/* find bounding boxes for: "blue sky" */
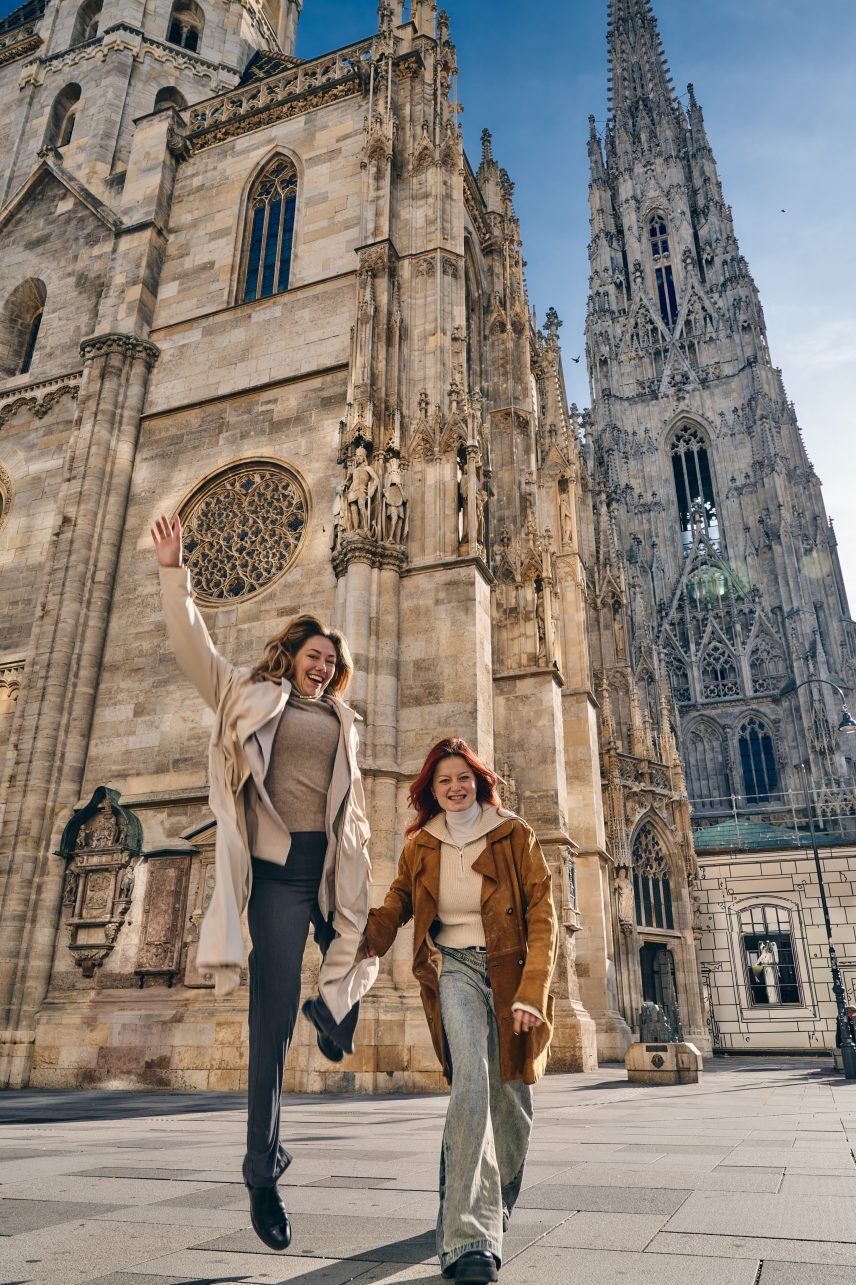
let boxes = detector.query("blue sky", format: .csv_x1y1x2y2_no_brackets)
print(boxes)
4,0,855,604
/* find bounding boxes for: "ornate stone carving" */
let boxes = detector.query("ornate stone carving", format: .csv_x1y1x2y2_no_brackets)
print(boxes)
381,456,409,544
0,373,81,425
180,461,308,604
345,445,380,536
57,787,143,978
136,856,191,983
615,867,635,933
80,334,160,366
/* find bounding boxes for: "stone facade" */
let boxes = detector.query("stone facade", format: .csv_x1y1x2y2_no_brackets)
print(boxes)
580,0,856,1054
0,0,714,1092
695,836,856,1055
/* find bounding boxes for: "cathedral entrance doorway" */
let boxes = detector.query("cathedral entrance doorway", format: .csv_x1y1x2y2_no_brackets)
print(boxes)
640,942,682,1035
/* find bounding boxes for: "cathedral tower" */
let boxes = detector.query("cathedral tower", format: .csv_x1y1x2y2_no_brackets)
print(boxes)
585,0,856,819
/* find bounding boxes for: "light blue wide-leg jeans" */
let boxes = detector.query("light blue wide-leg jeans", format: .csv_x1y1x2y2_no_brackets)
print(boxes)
436,946,534,1275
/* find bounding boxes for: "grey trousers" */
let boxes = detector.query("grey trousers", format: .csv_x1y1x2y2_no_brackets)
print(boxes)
242,833,358,1188
437,945,534,1272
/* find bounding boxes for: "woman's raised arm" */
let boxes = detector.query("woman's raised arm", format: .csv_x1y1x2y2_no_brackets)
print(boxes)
152,511,234,711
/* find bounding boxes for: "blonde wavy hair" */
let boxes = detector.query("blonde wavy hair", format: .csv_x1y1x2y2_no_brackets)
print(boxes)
250,613,353,697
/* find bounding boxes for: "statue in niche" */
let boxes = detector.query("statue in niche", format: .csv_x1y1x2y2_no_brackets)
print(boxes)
559,490,574,549
475,481,487,549
331,482,348,550
382,457,409,544
118,863,136,904
535,582,547,661
63,865,79,907
615,867,635,932
345,446,379,536
77,798,124,850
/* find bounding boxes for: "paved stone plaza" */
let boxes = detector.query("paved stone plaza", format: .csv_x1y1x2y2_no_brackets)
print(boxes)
2,1059,856,1284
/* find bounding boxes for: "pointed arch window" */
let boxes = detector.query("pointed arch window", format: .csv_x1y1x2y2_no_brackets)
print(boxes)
649,215,678,328
684,720,730,810
46,84,82,150
166,0,204,52
664,643,691,705
700,640,740,700
671,423,720,552
240,157,298,304
749,635,788,696
71,0,102,46
1,278,47,378
739,717,779,803
633,823,674,931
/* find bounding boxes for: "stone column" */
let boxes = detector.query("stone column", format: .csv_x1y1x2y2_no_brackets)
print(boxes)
0,334,158,1088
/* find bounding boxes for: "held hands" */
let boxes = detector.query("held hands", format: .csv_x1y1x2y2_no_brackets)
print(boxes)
151,513,183,568
512,1008,543,1036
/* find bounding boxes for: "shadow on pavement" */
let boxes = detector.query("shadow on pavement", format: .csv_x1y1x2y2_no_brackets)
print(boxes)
0,1090,248,1125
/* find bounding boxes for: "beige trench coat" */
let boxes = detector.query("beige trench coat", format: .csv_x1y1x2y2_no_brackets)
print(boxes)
160,567,379,1018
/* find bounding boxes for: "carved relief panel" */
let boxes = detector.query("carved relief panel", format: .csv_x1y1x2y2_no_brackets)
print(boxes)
57,787,143,978
135,856,191,985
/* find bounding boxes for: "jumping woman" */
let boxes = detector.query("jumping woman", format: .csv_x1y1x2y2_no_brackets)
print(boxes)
152,513,378,1252
363,738,558,1283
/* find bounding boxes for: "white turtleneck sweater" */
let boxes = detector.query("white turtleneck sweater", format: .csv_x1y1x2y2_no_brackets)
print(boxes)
432,802,542,1021
436,800,487,949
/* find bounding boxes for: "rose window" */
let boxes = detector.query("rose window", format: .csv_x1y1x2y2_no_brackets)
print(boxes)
180,462,307,604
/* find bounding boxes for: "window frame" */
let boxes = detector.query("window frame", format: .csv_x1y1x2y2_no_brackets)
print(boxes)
238,155,299,305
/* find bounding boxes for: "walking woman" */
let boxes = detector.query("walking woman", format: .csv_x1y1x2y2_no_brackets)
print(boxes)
363,739,558,1283
152,514,378,1252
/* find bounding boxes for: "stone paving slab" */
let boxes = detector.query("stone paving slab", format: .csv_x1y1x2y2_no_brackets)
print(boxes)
539,1210,669,1250
498,1245,759,1284
647,1231,856,1267
664,1190,856,1242
517,1181,692,1214
758,1265,856,1285
0,1197,124,1234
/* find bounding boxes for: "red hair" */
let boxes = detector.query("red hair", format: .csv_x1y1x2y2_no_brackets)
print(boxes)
406,738,503,836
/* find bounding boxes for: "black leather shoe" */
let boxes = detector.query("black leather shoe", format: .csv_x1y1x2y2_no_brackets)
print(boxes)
302,998,345,1062
450,1251,499,1282
247,1183,292,1251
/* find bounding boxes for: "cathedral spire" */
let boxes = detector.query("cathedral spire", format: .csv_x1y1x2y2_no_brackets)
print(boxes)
607,0,676,126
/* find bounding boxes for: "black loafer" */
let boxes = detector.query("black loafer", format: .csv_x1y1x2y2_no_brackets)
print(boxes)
450,1251,499,1282
302,998,346,1062
247,1183,291,1251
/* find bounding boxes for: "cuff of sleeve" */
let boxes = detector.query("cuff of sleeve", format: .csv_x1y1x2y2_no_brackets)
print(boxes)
511,1002,543,1021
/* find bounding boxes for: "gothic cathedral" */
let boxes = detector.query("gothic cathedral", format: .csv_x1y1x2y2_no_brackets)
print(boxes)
0,0,847,1090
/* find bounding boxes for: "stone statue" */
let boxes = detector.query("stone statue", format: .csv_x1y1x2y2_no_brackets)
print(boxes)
382,457,408,544
118,863,135,904
346,446,379,536
615,868,635,932
639,1001,680,1043
331,482,348,550
62,865,79,908
535,587,546,660
559,492,574,548
78,799,122,850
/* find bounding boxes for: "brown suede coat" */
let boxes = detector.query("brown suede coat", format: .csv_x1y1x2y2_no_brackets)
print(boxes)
364,813,558,1084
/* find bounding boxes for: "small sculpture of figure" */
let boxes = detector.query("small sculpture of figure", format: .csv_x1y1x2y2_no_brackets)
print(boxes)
346,446,379,536
118,863,135,904
63,865,79,907
535,588,546,661
331,482,348,550
475,482,487,549
382,457,409,544
615,867,635,932
79,799,121,850
559,492,574,548
459,468,471,547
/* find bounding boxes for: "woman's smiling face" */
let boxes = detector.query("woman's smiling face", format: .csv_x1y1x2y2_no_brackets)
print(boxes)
291,635,338,699
432,755,478,813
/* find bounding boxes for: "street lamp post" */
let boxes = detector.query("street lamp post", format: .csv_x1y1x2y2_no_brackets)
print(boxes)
781,676,856,1080
798,764,856,1080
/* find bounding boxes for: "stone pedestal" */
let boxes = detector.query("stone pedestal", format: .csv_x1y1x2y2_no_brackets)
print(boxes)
625,1041,703,1085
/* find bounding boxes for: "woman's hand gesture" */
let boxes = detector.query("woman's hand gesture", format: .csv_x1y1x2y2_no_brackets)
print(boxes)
512,1008,543,1036
151,514,183,569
